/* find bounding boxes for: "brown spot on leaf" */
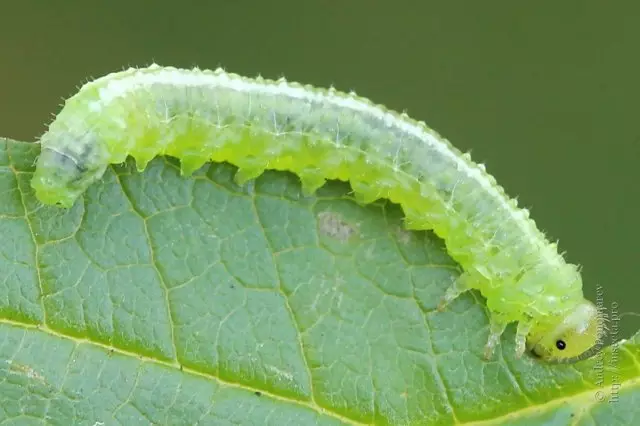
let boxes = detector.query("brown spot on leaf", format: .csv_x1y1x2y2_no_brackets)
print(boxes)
7,361,46,384
394,226,412,244
317,211,359,242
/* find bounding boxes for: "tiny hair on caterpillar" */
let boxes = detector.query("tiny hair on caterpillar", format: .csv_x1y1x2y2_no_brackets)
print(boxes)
31,64,605,363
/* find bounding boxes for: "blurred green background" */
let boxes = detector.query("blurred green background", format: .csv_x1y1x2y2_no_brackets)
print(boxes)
1,1,638,342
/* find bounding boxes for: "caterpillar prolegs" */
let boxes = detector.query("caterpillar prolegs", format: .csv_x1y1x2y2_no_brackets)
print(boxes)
31,64,603,363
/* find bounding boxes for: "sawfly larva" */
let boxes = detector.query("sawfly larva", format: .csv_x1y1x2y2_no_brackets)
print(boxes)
31,64,603,363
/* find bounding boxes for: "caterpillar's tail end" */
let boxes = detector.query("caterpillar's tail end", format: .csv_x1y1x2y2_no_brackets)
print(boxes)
31,149,84,208
31,172,78,208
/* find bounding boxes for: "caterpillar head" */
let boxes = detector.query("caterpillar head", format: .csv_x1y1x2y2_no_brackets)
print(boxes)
527,300,603,362
31,147,102,208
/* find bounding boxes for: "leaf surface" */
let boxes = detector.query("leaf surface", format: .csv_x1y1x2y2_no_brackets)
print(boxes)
0,138,638,425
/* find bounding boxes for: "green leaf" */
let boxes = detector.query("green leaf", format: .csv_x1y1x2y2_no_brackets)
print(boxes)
0,137,638,425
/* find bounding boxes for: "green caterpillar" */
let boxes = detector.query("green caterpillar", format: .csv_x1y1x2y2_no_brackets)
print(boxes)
31,64,604,363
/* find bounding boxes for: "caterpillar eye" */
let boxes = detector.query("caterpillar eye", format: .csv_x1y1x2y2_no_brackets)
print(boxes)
556,340,567,350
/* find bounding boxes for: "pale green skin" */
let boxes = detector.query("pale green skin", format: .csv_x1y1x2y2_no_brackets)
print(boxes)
31,65,602,362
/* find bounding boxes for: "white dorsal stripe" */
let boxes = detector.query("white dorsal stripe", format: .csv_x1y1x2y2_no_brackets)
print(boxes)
84,65,549,253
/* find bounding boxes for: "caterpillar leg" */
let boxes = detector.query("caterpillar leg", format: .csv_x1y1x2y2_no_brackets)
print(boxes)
437,272,472,312
299,171,328,196
484,314,509,360
514,319,533,358
234,166,267,186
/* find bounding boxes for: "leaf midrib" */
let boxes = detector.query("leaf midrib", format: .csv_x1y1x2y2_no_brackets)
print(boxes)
5,315,638,425
0,318,366,426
